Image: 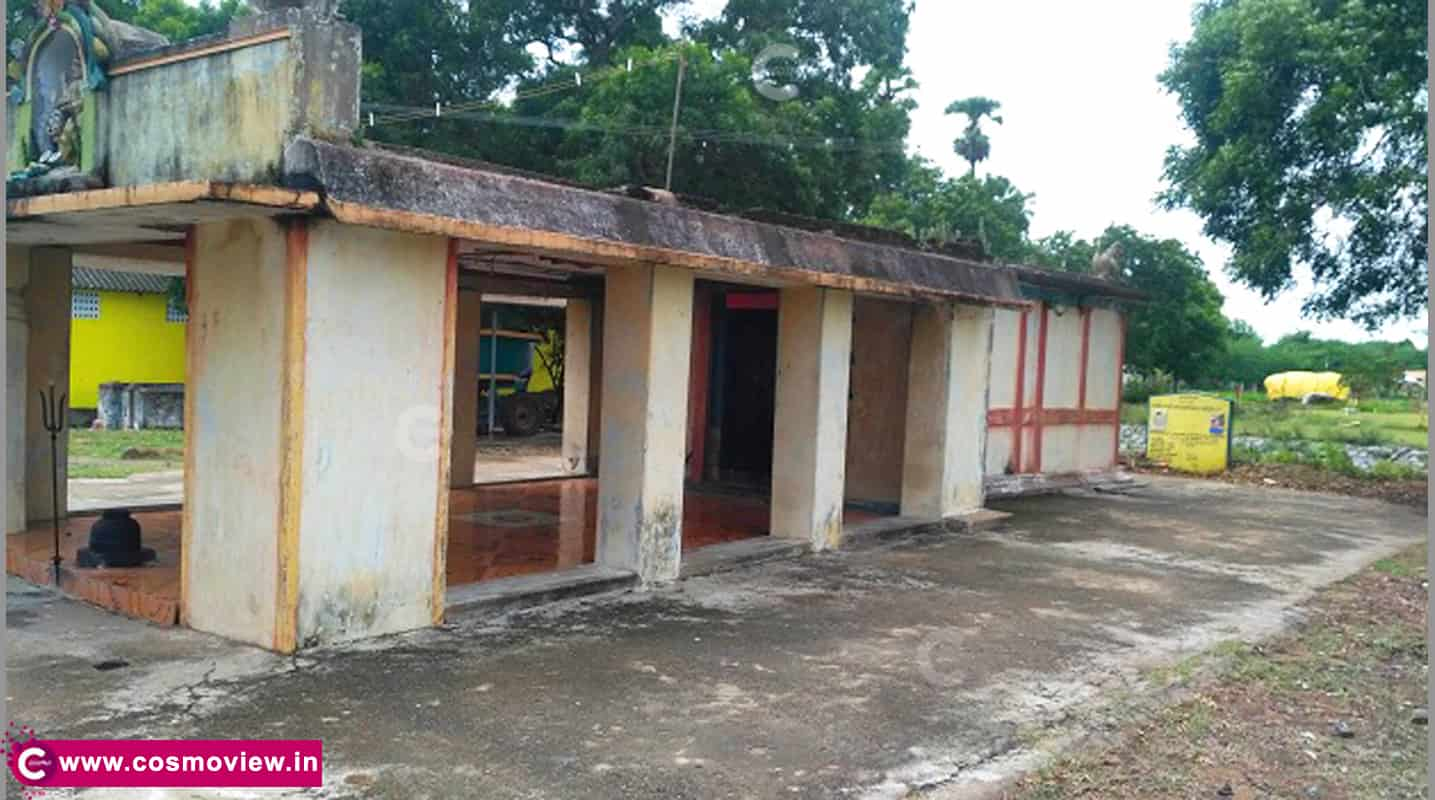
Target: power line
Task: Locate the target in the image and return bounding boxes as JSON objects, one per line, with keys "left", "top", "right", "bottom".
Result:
{"left": 360, "top": 103, "right": 909, "bottom": 156}
{"left": 367, "top": 51, "right": 680, "bottom": 127}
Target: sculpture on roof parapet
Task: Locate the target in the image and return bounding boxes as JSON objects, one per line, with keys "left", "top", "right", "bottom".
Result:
{"left": 6, "top": 0, "right": 166, "bottom": 196}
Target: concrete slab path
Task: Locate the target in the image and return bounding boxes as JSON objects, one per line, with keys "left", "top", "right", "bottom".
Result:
{"left": 7, "top": 477, "right": 1424, "bottom": 799}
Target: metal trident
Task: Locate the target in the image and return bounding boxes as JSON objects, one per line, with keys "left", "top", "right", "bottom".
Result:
{"left": 38, "top": 383, "right": 66, "bottom": 584}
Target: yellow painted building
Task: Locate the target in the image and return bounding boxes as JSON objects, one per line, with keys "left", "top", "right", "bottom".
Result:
{"left": 70, "top": 267, "right": 186, "bottom": 410}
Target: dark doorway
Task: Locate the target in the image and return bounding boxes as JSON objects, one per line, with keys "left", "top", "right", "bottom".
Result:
{"left": 717, "top": 300, "right": 778, "bottom": 484}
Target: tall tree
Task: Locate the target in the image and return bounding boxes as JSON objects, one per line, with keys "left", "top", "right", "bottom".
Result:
{"left": 1160, "top": 0, "right": 1428, "bottom": 329}
{"left": 945, "top": 95, "right": 1002, "bottom": 175}
{"left": 864, "top": 161, "right": 1033, "bottom": 259}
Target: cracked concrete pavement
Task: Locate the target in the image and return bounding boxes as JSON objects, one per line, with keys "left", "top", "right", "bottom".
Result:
{"left": 7, "top": 476, "right": 1425, "bottom": 798}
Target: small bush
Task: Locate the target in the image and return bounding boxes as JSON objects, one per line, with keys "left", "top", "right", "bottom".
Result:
{"left": 1368, "top": 460, "right": 1425, "bottom": 481}
{"left": 1312, "top": 443, "right": 1359, "bottom": 476}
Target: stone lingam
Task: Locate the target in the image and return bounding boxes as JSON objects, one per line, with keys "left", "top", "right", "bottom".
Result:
{"left": 76, "top": 509, "right": 157, "bottom": 568}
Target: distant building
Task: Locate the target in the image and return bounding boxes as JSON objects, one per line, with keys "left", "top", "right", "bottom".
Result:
{"left": 69, "top": 267, "right": 186, "bottom": 416}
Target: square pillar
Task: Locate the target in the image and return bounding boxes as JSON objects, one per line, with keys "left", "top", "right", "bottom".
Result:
{"left": 561, "top": 297, "right": 594, "bottom": 474}
{"left": 900, "top": 303, "right": 995, "bottom": 519}
{"left": 450, "top": 289, "right": 481, "bottom": 487}
{"left": 7, "top": 246, "right": 72, "bottom": 528}
{"left": 595, "top": 263, "right": 693, "bottom": 583}
{"left": 7, "top": 257, "right": 30, "bottom": 534}
{"left": 184, "top": 218, "right": 453, "bottom": 652}
{"left": 770, "top": 287, "right": 853, "bottom": 550}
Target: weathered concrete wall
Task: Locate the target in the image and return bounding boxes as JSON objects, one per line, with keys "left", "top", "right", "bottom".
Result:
{"left": 1077, "top": 307, "right": 1123, "bottom": 471}
{"left": 596, "top": 264, "right": 693, "bottom": 583}
{"left": 1042, "top": 307, "right": 1083, "bottom": 408}
{"left": 186, "top": 218, "right": 451, "bottom": 651}
{"left": 985, "top": 303, "right": 1124, "bottom": 480}
{"left": 984, "top": 307, "right": 1038, "bottom": 475}
{"left": 450, "top": 290, "right": 480, "bottom": 487}
{"left": 295, "top": 221, "right": 449, "bottom": 646}
{"left": 844, "top": 297, "right": 911, "bottom": 505}
{"left": 562, "top": 298, "right": 594, "bottom": 474}
{"left": 7, "top": 252, "right": 31, "bottom": 533}
{"left": 901, "top": 303, "right": 994, "bottom": 518}
{"left": 1085, "top": 309, "right": 1122, "bottom": 411}
{"left": 772, "top": 287, "right": 853, "bottom": 549}
{"left": 20, "top": 248, "right": 72, "bottom": 525}
{"left": 185, "top": 218, "right": 288, "bottom": 647}
{"left": 1038, "top": 306, "right": 1084, "bottom": 474}
{"left": 99, "top": 15, "right": 359, "bottom": 188}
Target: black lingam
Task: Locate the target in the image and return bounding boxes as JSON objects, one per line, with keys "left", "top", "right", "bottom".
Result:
{"left": 76, "top": 509, "right": 156, "bottom": 568}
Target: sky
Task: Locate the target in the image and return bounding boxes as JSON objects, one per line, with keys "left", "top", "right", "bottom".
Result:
{"left": 900, "top": 0, "right": 1427, "bottom": 345}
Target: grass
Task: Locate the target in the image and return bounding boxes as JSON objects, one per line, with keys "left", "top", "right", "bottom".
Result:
{"left": 1123, "top": 393, "right": 1429, "bottom": 449}
{"left": 68, "top": 429, "right": 184, "bottom": 479}
{"left": 1013, "top": 544, "right": 1429, "bottom": 799}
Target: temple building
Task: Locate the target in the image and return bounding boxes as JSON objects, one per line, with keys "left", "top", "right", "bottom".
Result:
{"left": 5, "top": 4, "right": 1140, "bottom": 652}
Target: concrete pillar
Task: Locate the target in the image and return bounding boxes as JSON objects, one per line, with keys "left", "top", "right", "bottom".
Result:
{"left": 450, "top": 290, "right": 481, "bottom": 487}
{"left": 595, "top": 263, "right": 693, "bottom": 583}
{"left": 6, "top": 247, "right": 72, "bottom": 528}
{"left": 900, "top": 303, "right": 995, "bottom": 519}
{"left": 6, "top": 255, "right": 30, "bottom": 534}
{"left": 561, "top": 297, "right": 593, "bottom": 474}
{"left": 770, "top": 287, "right": 853, "bottom": 550}
{"left": 184, "top": 218, "right": 453, "bottom": 651}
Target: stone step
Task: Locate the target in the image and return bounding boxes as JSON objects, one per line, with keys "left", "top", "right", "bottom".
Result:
{"left": 679, "top": 537, "right": 809, "bottom": 579}
{"left": 445, "top": 564, "right": 637, "bottom": 618}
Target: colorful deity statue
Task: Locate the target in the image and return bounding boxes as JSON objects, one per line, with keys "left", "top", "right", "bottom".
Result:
{"left": 6, "top": 0, "right": 165, "bottom": 195}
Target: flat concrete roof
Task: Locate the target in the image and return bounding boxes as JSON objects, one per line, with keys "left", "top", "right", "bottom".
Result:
{"left": 7, "top": 142, "right": 1138, "bottom": 306}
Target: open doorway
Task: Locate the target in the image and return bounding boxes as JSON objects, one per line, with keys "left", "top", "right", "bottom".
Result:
{"left": 66, "top": 260, "right": 188, "bottom": 513}
{"left": 469, "top": 296, "right": 570, "bottom": 485}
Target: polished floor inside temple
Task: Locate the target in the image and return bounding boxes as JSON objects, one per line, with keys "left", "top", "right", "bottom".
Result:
{"left": 7, "top": 478, "right": 835, "bottom": 626}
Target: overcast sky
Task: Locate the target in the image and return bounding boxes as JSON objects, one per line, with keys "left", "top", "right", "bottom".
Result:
{"left": 901, "top": 0, "right": 1426, "bottom": 345}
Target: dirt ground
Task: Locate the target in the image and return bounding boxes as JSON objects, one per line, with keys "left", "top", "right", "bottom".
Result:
{"left": 1009, "top": 544, "right": 1429, "bottom": 799}
{"left": 1129, "top": 457, "right": 1428, "bottom": 511}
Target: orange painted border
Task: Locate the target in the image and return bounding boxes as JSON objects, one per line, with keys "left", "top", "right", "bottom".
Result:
{"left": 1112, "top": 313, "right": 1128, "bottom": 464}
{"left": 1031, "top": 303, "right": 1050, "bottom": 473}
{"left": 179, "top": 228, "right": 197, "bottom": 625}
{"left": 685, "top": 286, "right": 713, "bottom": 482}
{"left": 107, "top": 29, "right": 291, "bottom": 76}
{"left": 989, "top": 408, "right": 1119, "bottom": 427}
{"left": 1077, "top": 307, "right": 1092, "bottom": 412}
{"left": 1010, "top": 308, "right": 1028, "bottom": 474}
{"left": 273, "top": 220, "right": 309, "bottom": 653}
{"left": 432, "top": 239, "right": 460, "bottom": 625}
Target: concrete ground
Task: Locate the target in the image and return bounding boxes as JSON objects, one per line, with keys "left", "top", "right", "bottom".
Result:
{"left": 8, "top": 477, "right": 1424, "bottom": 799}
{"left": 69, "top": 469, "right": 183, "bottom": 512}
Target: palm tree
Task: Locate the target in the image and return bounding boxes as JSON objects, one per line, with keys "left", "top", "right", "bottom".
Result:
{"left": 945, "top": 96, "right": 1003, "bottom": 175}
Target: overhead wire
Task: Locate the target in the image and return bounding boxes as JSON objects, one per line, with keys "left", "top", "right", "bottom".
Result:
{"left": 367, "top": 50, "right": 680, "bottom": 126}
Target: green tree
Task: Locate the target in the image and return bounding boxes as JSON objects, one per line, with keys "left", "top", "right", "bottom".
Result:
{"left": 8, "top": 0, "right": 242, "bottom": 46}
{"left": 1029, "top": 225, "right": 1231, "bottom": 384}
{"left": 864, "top": 162, "right": 1033, "bottom": 259}
{"left": 1160, "top": 0, "right": 1428, "bottom": 329}
{"left": 945, "top": 96, "right": 1002, "bottom": 175}
{"left": 1221, "top": 319, "right": 1274, "bottom": 386}
{"left": 351, "top": 0, "right": 919, "bottom": 222}
{"left": 1026, "top": 230, "right": 1096, "bottom": 272}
